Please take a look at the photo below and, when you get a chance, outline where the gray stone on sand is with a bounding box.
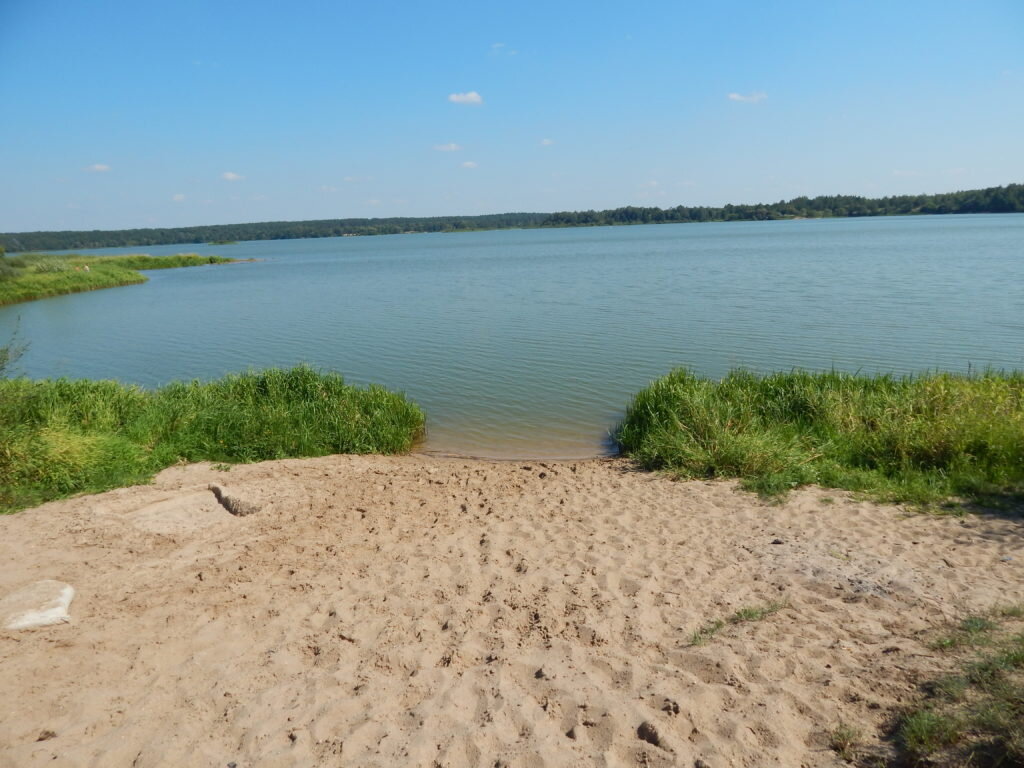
[1,580,75,630]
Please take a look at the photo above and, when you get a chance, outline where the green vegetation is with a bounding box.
[898,612,1024,766]
[930,616,1000,651]
[0,366,425,513]
[827,722,862,762]
[2,184,1020,251]
[0,252,235,306]
[689,600,787,645]
[0,325,26,378]
[617,369,1024,506]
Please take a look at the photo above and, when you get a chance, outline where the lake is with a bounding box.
[2,214,1022,458]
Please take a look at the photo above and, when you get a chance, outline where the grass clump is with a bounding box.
[900,709,963,760]
[896,617,1024,767]
[689,619,725,646]
[689,600,787,645]
[616,368,1024,505]
[727,600,787,623]
[0,252,235,305]
[0,366,424,512]
[997,604,1024,620]
[930,615,999,651]
[828,722,862,762]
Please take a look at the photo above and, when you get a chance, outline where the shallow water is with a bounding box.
[2,214,1022,457]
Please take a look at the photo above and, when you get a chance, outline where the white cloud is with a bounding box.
[85,163,110,172]
[171,193,186,202]
[320,184,338,192]
[434,143,463,152]
[892,169,922,178]
[222,171,244,181]
[343,175,372,183]
[448,91,483,105]
[540,138,555,146]
[491,42,505,49]
[727,91,767,103]
[461,161,478,169]
[367,198,381,206]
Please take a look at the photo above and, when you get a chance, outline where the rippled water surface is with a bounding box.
[3,215,1022,457]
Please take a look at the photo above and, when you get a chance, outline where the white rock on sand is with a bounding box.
[0,454,1021,767]
[0,580,75,630]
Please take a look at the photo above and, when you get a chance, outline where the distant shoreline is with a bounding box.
[0,253,236,307]
[2,183,1020,252]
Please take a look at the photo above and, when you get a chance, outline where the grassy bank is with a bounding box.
[0,252,235,306]
[616,369,1024,505]
[0,366,425,513]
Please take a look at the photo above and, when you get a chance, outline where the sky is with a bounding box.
[1,0,1022,232]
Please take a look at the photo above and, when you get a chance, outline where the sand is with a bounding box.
[1,455,1021,767]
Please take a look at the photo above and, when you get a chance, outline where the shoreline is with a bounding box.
[0,253,237,307]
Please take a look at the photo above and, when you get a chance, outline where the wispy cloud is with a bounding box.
[540,138,555,146]
[891,169,921,178]
[461,161,478,169]
[85,163,110,172]
[433,143,462,152]
[221,171,244,181]
[367,198,381,206]
[320,184,338,192]
[448,91,483,105]
[343,175,372,183]
[171,193,186,202]
[490,42,518,56]
[727,91,767,103]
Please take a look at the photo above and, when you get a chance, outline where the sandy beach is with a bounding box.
[1,455,1021,767]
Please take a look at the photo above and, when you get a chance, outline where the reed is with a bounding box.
[617,369,1024,505]
[0,366,425,512]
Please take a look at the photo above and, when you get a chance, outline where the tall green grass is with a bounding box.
[616,369,1024,505]
[0,253,235,305]
[0,366,425,512]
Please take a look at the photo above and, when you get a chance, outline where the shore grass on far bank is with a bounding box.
[0,366,425,513]
[616,369,1024,506]
[0,252,235,306]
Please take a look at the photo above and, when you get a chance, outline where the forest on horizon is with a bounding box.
[2,183,1021,253]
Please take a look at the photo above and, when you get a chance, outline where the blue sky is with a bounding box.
[1,0,1022,232]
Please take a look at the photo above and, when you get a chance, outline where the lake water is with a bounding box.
[2,214,1022,457]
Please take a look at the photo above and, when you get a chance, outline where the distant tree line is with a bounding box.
[2,184,1021,252]
[541,184,1024,226]
[0,213,550,252]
